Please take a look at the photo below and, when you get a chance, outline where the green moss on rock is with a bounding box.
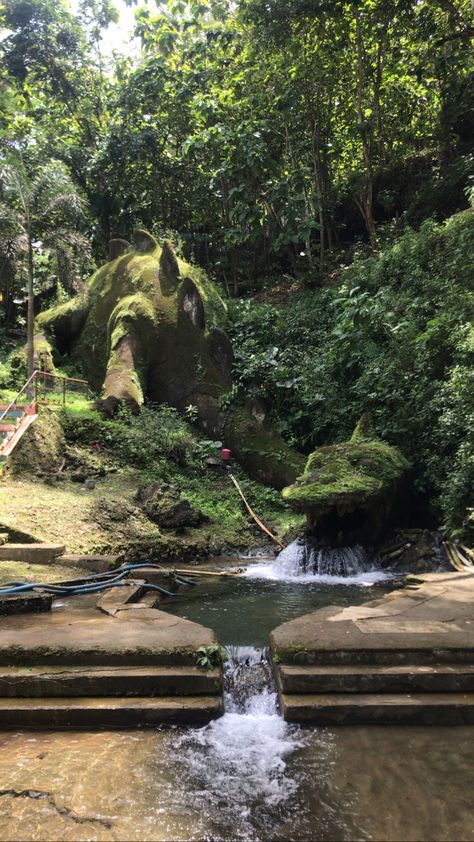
[36,232,301,488]
[283,439,409,511]
[7,408,65,477]
[282,418,410,537]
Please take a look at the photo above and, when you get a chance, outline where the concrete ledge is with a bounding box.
[0,695,224,728]
[0,593,52,616]
[281,692,474,725]
[0,607,217,666]
[58,554,120,573]
[0,544,66,563]
[0,665,221,697]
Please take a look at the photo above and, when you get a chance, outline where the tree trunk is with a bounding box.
[27,229,35,381]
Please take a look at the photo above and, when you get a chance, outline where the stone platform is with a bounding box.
[271,571,474,725]
[0,601,223,727]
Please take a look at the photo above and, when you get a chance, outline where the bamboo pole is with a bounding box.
[228,471,284,550]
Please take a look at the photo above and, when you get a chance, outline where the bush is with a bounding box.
[228,211,474,535]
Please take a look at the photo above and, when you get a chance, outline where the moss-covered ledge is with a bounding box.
[282,415,410,541]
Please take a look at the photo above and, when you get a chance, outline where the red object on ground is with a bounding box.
[220,447,232,463]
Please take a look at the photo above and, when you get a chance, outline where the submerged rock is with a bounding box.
[282,415,410,542]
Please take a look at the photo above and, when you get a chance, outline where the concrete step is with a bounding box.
[0,543,66,563]
[0,665,221,697]
[0,695,224,728]
[280,692,474,725]
[0,593,53,616]
[0,408,24,416]
[58,554,120,573]
[0,413,37,458]
[278,663,474,694]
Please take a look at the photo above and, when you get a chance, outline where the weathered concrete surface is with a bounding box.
[271,571,474,665]
[280,693,474,725]
[0,695,223,728]
[0,593,52,616]
[58,554,120,573]
[0,544,66,563]
[272,571,474,724]
[278,663,474,694]
[0,607,217,666]
[0,665,221,697]
[96,582,146,616]
[0,601,223,726]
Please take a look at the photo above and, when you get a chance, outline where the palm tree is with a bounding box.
[0,149,88,379]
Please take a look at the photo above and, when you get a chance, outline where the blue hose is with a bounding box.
[0,558,197,599]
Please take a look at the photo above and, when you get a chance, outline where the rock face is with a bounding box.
[136,483,206,530]
[37,231,304,489]
[282,415,410,542]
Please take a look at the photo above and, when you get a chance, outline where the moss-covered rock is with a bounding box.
[37,232,303,488]
[7,408,65,478]
[136,482,207,530]
[282,417,410,541]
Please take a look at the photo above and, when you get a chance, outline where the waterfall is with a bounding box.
[174,647,302,836]
[243,538,391,585]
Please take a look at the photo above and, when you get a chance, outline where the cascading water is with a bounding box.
[244,538,391,585]
[174,646,303,839]
[161,541,395,838]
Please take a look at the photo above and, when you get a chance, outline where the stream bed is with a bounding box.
[0,548,473,841]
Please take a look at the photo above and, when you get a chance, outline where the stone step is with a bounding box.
[0,543,66,563]
[0,695,224,728]
[58,554,120,573]
[0,665,221,697]
[278,663,474,694]
[0,408,24,417]
[272,644,474,666]
[0,593,53,616]
[279,692,474,725]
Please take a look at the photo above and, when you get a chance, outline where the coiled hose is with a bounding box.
[0,561,196,599]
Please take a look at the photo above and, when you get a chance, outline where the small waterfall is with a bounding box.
[174,647,302,836]
[244,538,391,585]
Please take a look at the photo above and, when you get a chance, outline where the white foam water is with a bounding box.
[243,539,391,586]
[174,648,302,837]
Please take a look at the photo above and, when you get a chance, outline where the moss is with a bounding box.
[35,231,303,488]
[7,407,65,477]
[282,431,410,515]
[36,295,89,348]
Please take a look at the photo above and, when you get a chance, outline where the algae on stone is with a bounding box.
[37,230,304,488]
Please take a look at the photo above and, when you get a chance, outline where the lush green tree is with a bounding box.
[0,150,88,375]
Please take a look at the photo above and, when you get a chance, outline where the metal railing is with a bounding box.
[32,370,91,408]
[0,370,91,425]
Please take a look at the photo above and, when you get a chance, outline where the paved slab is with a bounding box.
[280,692,474,725]
[0,544,66,563]
[272,570,474,724]
[271,571,474,665]
[58,554,120,572]
[0,695,224,728]
[0,606,217,666]
[0,665,221,697]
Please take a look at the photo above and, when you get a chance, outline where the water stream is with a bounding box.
[0,542,473,840]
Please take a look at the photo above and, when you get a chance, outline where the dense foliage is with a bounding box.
[0,0,473,535]
[228,211,474,535]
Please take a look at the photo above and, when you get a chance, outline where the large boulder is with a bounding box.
[136,483,206,530]
[37,232,304,489]
[282,415,410,542]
